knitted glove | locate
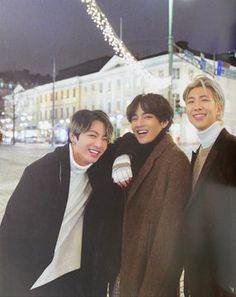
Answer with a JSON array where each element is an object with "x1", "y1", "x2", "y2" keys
[{"x1": 112, "y1": 154, "x2": 133, "y2": 187}]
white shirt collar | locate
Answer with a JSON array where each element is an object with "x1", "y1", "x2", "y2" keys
[{"x1": 197, "y1": 121, "x2": 223, "y2": 149}]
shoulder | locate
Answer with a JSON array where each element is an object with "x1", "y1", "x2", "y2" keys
[
  {"x1": 217, "y1": 129, "x2": 236, "y2": 156},
  {"x1": 163, "y1": 134, "x2": 190, "y2": 163},
  {"x1": 160, "y1": 137, "x2": 191, "y2": 176},
  {"x1": 25, "y1": 144, "x2": 69, "y2": 175}
]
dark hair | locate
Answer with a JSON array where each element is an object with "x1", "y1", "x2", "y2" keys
[
  {"x1": 69, "y1": 109, "x2": 113, "y2": 142},
  {"x1": 126, "y1": 93, "x2": 174, "y2": 131}
]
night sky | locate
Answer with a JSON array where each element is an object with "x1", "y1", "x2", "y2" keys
[{"x1": 0, "y1": 0, "x2": 235, "y2": 75}]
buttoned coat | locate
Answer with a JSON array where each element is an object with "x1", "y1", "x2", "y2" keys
[
  {"x1": 184, "y1": 129, "x2": 236, "y2": 297},
  {"x1": 119, "y1": 134, "x2": 191, "y2": 297},
  {"x1": 0, "y1": 144, "x2": 122, "y2": 297}
]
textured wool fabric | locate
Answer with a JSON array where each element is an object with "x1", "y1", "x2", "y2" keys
[{"x1": 32, "y1": 144, "x2": 92, "y2": 289}]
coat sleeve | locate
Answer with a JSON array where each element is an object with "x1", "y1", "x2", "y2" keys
[
  {"x1": 0, "y1": 165, "x2": 39, "y2": 294},
  {"x1": 138, "y1": 152, "x2": 191, "y2": 297},
  {"x1": 228, "y1": 141, "x2": 236, "y2": 290}
]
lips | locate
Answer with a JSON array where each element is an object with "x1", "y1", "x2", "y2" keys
[
  {"x1": 192, "y1": 113, "x2": 206, "y2": 120},
  {"x1": 136, "y1": 128, "x2": 148, "y2": 135},
  {"x1": 88, "y1": 148, "x2": 101, "y2": 158}
]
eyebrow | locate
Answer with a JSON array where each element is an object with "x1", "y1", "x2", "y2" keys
[
  {"x1": 187, "y1": 94, "x2": 209, "y2": 99},
  {"x1": 87, "y1": 129, "x2": 99, "y2": 134}
]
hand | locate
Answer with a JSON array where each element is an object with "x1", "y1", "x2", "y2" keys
[{"x1": 112, "y1": 155, "x2": 133, "y2": 188}]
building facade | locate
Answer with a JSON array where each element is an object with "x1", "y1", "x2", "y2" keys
[{"x1": 4, "y1": 53, "x2": 236, "y2": 144}]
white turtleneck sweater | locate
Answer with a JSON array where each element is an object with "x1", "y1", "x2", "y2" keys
[
  {"x1": 192, "y1": 122, "x2": 223, "y2": 188},
  {"x1": 31, "y1": 144, "x2": 92, "y2": 289}
]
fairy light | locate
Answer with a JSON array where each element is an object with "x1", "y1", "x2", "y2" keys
[{"x1": 81, "y1": 0, "x2": 171, "y2": 91}]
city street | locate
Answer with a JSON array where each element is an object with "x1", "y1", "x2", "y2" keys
[{"x1": 0, "y1": 142, "x2": 53, "y2": 222}]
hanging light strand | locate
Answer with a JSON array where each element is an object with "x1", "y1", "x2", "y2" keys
[
  {"x1": 81, "y1": 0, "x2": 135, "y2": 64},
  {"x1": 81, "y1": 0, "x2": 171, "y2": 91}
]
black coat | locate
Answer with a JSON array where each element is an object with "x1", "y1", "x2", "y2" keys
[
  {"x1": 184, "y1": 129, "x2": 236, "y2": 297},
  {"x1": 0, "y1": 144, "x2": 122, "y2": 297}
]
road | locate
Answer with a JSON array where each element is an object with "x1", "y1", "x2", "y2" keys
[{"x1": 0, "y1": 143, "x2": 54, "y2": 222}]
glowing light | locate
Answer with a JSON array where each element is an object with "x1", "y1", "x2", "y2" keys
[{"x1": 81, "y1": 0, "x2": 171, "y2": 91}]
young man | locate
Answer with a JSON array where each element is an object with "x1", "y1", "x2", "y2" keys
[
  {"x1": 183, "y1": 75, "x2": 236, "y2": 297},
  {"x1": 0, "y1": 110, "x2": 119, "y2": 297},
  {"x1": 111, "y1": 94, "x2": 191, "y2": 297}
]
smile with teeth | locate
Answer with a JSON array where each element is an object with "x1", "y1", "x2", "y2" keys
[
  {"x1": 88, "y1": 149, "x2": 100, "y2": 156},
  {"x1": 136, "y1": 128, "x2": 148, "y2": 135}
]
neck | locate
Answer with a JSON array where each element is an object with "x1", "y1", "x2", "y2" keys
[{"x1": 197, "y1": 121, "x2": 223, "y2": 149}]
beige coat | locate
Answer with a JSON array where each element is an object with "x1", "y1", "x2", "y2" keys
[{"x1": 120, "y1": 134, "x2": 191, "y2": 297}]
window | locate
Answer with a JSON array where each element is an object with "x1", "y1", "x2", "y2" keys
[
  {"x1": 99, "y1": 83, "x2": 103, "y2": 93},
  {"x1": 173, "y1": 93, "x2": 181, "y2": 113},
  {"x1": 61, "y1": 108, "x2": 64, "y2": 118},
  {"x1": 108, "y1": 102, "x2": 111, "y2": 113},
  {"x1": 67, "y1": 89, "x2": 69, "y2": 98},
  {"x1": 116, "y1": 101, "x2": 121, "y2": 113},
  {"x1": 173, "y1": 68, "x2": 180, "y2": 79},
  {"x1": 117, "y1": 80, "x2": 121, "y2": 88},
  {"x1": 73, "y1": 88, "x2": 76, "y2": 97},
  {"x1": 61, "y1": 91, "x2": 64, "y2": 100}
]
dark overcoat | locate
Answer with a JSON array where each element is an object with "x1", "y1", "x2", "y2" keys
[
  {"x1": 120, "y1": 134, "x2": 191, "y2": 297},
  {"x1": 0, "y1": 144, "x2": 122, "y2": 297},
  {"x1": 185, "y1": 129, "x2": 236, "y2": 296}
]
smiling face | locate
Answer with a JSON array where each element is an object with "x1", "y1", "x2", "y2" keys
[
  {"x1": 130, "y1": 104, "x2": 168, "y2": 144},
  {"x1": 185, "y1": 87, "x2": 222, "y2": 131},
  {"x1": 69, "y1": 120, "x2": 109, "y2": 166}
]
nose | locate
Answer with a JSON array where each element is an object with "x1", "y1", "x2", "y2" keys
[
  {"x1": 193, "y1": 100, "x2": 202, "y2": 110},
  {"x1": 134, "y1": 117, "x2": 144, "y2": 126}
]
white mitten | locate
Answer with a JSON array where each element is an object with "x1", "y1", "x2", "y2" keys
[{"x1": 112, "y1": 154, "x2": 133, "y2": 185}]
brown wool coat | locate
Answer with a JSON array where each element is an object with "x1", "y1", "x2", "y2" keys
[{"x1": 120, "y1": 134, "x2": 191, "y2": 297}]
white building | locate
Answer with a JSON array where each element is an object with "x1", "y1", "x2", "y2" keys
[{"x1": 11, "y1": 52, "x2": 236, "y2": 144}]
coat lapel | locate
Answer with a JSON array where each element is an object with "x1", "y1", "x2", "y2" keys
[
  {"x1": 53, "y1": 144, "x2": 71, "y2": 222},
  {"x1": 188, "y1": 129, "x2": 226, "y2": 207},
  {"x1": 126, "y1": 134, "x2": 174, "y2": 204}
]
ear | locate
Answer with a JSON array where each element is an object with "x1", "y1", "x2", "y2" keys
[
  {"x1": 217, "y1": 103, "x2": 223, "y2": 116},
  {"x1": 69, "y1": 132, "x2": 77, "y2": 145},
  {"x1": 161, "y1": 121, "x2": 169, "y2": 129}
]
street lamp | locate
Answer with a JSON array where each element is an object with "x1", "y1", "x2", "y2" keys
[
  {"x1": 51, "y1": 56, "x2": 56, "y2": 147},
  {"x1": 168, "y1": 0, "x2": 174, "y2": 107}
]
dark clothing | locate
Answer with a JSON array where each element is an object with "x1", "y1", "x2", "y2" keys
[
  {"x1": 0, "y1": 144, "x2": 122, "y2": 297},
  {"x1": 185, "y1": 129, "x2": 236, "y2": 297},
  {"x1": 117, "y1": 130, "x2": 166, "y2": 177},
  {"x1": 30, "y1": 269, "x2": 84, "y2": 297}
]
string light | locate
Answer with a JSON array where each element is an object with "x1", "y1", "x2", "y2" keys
[{"x1": 81, "y1": 0, "x2": 171, "y2": 91}]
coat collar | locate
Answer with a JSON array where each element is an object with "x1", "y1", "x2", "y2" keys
[
  {"x1": 188, "y1": 128, "x2": 228, "y2": 207},
  {"x1": 54, "y1": 144, "x2": 71, "y2": 205},
  {"x1": 126, "y1": 134, "x2": 175, "y2": 204}
]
